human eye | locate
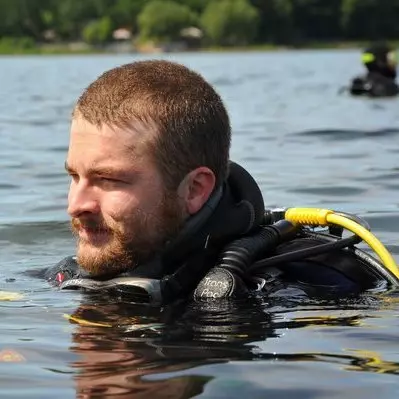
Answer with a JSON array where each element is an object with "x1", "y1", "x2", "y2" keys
[
  {"x1": 66, "y1": 170, "x2": 79, "y2": 182},
  {"x1": 64, "y1": 162, "x2": 79, "y2": 181},
  {"x1": 101, "y1": 176, "x2": 121, "y2": 183},
  {"x1": 90, "y1": 167, "x2": 132, "y2": 188},
  {"x1": 96, "y1": 175, "x2": 126, "y2": 187}
]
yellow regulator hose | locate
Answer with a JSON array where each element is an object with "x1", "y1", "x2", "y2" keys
[{"x1": 284, "y1": 208, "x2": 399, "y2": 280}]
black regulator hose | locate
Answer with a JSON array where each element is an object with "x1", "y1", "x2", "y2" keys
[
  {"x1": 248, "y1": 235, "x2": 360, "y2": 273},
  {"x1": 193, "y1": 220, "x2": 298, "y2": 299},
  {"x1": 216, "y1": 220, "x2": 298, "y2": 277}
]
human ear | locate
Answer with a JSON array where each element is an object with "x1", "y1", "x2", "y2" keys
[{"x1": 177, "y1": 167, "x2": 216, "y2": 215}]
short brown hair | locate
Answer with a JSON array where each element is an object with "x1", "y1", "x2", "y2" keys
[{"x1": 74, "y1": 60, "x2": 231, "y2": 190}]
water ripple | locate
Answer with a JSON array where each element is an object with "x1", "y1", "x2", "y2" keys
[
  {"x1": 288, "y1": 186, "x2": 366, "y2": 196},
  {"x1": 293, "y1": 128, "x2": 399, "y2": 141},
  {"x1": 0, "y1": 221, "x2": 71, "y2": 244}
]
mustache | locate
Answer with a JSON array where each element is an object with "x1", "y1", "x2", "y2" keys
[{"x1": 71, "y1": 218, "x2": 111, "y2": 233}]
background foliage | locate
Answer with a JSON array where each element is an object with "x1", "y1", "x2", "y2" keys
[{"x1": 0, "y1": 0, "x2": 398, "y2": 49}]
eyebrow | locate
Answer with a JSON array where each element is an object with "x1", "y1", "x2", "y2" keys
[{"x1": 64, "y1": 161, "x2": 128, "y2": 177}]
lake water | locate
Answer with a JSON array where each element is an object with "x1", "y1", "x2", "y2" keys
[{"x1": 1, "y1": 50, "x2": 399, "y2": 398}]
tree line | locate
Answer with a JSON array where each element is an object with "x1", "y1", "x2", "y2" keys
[{"x1": 0, "y1": 0, "x2": 398, "y2": 49}]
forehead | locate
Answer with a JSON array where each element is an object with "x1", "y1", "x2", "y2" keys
[{"x1": 68, "y1": 117, "x2": 156, "y2": 163}]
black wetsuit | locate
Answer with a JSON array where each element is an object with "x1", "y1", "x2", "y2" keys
[
  {"x1": 45, "y1": 162, "x2": 382, "y2": 303},
  {"x1": 350, "y1": 72, "x2": 399, "y2": 97}
]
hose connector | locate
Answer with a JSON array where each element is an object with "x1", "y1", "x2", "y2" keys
[{"x1": 285, "y1": 208, "x2": 333, "y2": 226}]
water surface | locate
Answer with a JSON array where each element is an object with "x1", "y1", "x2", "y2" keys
[{"x1": 1, "y1": 50, "x2": 399, "y2": 398}]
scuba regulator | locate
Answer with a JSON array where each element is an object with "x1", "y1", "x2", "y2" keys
[{"x1": 194, "y1": 207, "x2": 399, "y2": 300}]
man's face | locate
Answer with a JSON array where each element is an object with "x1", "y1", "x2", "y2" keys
[{"x1": 66, "y1": 116, "x2": 185, "y2": 276}]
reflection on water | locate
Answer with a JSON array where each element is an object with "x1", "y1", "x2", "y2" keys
[
  {"x1": 60, "y1": 294, "x2": 399, "y2": 398},
  {"x1": 1, "y1": 50, "x2": 399, "y2": 398}
]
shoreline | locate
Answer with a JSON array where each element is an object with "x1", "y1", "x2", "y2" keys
[{"x1": 1, "y1": 40, "x2": 398, "y2": 56}]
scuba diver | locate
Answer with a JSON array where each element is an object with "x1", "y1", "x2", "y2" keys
[
  {"x1": 349, "y1": 43, "x2": 399, "y2": 97},
  {"x1": 43, "y1": 60, "x2": 399, "y2": 305}
]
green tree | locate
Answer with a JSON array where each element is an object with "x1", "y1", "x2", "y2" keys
[
  {"x1": 173, "y1": 0, "x2": 213, "y2": 13},
  {"x1": 292, "y1": 0, "x2": 342, "y2": 42},
  {"x1": 108, "y1": 0, "x2": 147, "y2": 33},
  {"x1": 201, "y1": 0, "x2": 260, "y2": 46},
  {"x1": 82, "y1": 16, "x2": 112, "y2": 44},
  {"x1": 52, "y1": 0, "x2": 110, "y2": 40},
  {"x1": 137, "y1": 0, "x2": 198, "y2": 43},
  {"x1": 249, "y1": 0, "x2": 294, "y2": 43},
  {"x1": 341, "y1": 0, "x2": 399, "y2": 39},
  {"x1": 0, "y1": 0, "x2": 54, "y2": 39}
]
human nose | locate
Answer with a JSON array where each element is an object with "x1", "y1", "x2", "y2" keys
[{"x1": 67, "y1": 180, "x2": 99, "y2": 217}]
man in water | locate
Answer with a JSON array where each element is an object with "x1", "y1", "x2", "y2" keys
[
  {"x1": 46, "y1": 60, "x2": 393, "y2": 303},
  {"x1": 350, "y1": 43, "x2": 398, "y2": 97}
]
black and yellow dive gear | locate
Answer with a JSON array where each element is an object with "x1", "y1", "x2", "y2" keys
[
  {"x1": 283, "y1": 208, "x2": 399, "y2": 284},
  {"x1": 195, "y1": 208, "x2": 399, "y2": 300}
]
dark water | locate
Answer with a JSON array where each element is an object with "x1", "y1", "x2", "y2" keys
[{"x1": 1, "y1": 50, "x2": 399, "y2": 398}]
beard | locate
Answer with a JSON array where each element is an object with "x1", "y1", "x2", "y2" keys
[{"x1": 70, "y1": 190, "x2": 185, "y2": 277}]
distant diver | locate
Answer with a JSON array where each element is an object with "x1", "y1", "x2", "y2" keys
[{"x1": 349, "y1": 43, "x2": 398, "y2": 97}]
